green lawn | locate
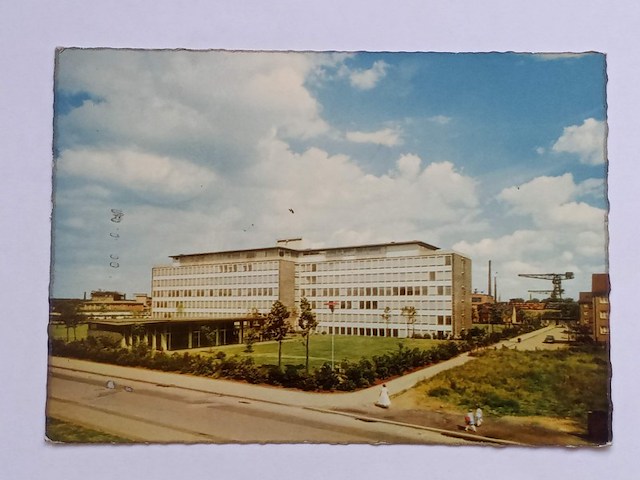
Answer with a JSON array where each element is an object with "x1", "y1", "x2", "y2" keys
[
  {"x1": 46, "y1": 417, "x2": 132, "y2": 443},
  {"x1": 416, "y1": 346, "x2": 610, "y2": 419},
  {"x1": 202, "y1": 334, "x2": 442, "y2": 370},
  {"x1": 48, "y1": 323, "x2": 88, "y2": 341}
]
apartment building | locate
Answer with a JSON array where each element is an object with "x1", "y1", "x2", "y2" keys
[
  {"x1": 579, "y1": 273, "x2": 610, "y2": 343},
  {"x1": 151, "y1": 239, "x2": 472, "y2": 343}
]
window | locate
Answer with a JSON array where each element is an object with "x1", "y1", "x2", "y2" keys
[{"x1": 599, "y1": 326, "x2": 609, "y2": 335}]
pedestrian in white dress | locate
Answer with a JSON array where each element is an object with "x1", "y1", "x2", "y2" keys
[
  {"x1": 475, "y1": 406, "x2": 483, "y2": 427},
  {"x1": 376, "y1": 384, "x2": 391, "y2": 408}
]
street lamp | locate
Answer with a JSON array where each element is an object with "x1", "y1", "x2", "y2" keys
[{"x1": 326, "y1": 301, "x2": 337, "y2": 369}]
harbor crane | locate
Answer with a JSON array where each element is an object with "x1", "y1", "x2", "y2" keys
[
  {"x1": 518, "y1": 272, "x2": 574, "y2": 301},
  {"x1": 527, "y1": 289, "x2": 553, "y2": 300}
]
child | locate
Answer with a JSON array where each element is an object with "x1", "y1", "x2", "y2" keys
[{"x1": 464, "y1": 408, "x2": 476, "y2": 432}]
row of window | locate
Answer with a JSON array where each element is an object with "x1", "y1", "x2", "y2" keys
[
  {"x1": 297, "y1": 255, "x2": 452, "y2": 273},
  {"x1": 154, "y1": 300, "x2": 273, "y2": 313},
  {"x1": 300, "y1": 285, "x2": 452, "y2": 298},
  {"x1": 154, "y1": 261, "x2": 279, "y2": 277},
  {"x1": 300, "y1": 271, "x2": 452, "y2": 285},
  {"x1": 307, "y1": 299, "x2": 452, "y2": 311},
  {"x1": 319, "y1": 326, "x2": 453, "y2": 337},
  {"x1": 153, "y1": 275, "x2": 279, "y2": 287},
  {"x1": 153, "y1": 287, "x2": 277, "y2": 298},
  {"x1": 317, "y1": 314, "x2": 453, "y2": 325}
]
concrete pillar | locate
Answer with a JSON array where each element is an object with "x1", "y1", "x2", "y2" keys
[
  {"x1": 160, "y1": 331, "x2": 168, "y2": 351},
  {"x1": 188, "y1": 324, "x2": 193, "y2": 349}
]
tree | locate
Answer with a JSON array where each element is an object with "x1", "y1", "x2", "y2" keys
[
  {"x1": 297, "y1": 297, "x2": 318, "y2": 372},
  {"x1": 401, "y1": 306, "x2": 417, "y2": 338},
  {"x1": 263, "y1": 301, "x2": 292, "y2": 368},
  {"x1": 57, "y1": 302, "x2": 81, "y2": 342},
  {"x1": 381, "y1": 306, "x2": 391, "y2": 337},
  {"x1": 243, "y1": 308, "x2": 264, "y2": 353},
  {"x1": 200, "y1": 325, "x2": 217, "y2": 352}
]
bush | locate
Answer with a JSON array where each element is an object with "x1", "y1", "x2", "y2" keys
[
  {"x1": 428, "y1": 386, "x2": 450, "y2": 398},
  {"x1": 314, "y1": 363, "x2": 340, "y2": 391}
]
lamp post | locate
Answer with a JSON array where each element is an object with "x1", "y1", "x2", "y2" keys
[{"x1": 326, "y1": 301, "x2": 337, "y2": 369}]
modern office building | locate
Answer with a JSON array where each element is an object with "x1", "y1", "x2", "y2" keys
[{"x1": 149, "y1": 239, "x2": 472, "y2": 349}]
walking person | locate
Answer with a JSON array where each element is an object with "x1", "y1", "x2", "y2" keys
[
  {"x1": 375, "y1": 384, "x2": 391, "y2": 409},
  {"x1": 475, "y1": 406, "x2": 484, "y2": 427},
  {"x1": 464, "y1": 408, "x2": 477, "y2": 432}
]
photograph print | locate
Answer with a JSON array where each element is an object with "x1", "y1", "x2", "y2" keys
[{"x1": 47, "y1": 49, "x2": 610, "y2": 446}]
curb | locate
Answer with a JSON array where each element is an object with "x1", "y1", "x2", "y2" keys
[{"x1": 304, "y1": 407, "x2": 526, "y2": 447}]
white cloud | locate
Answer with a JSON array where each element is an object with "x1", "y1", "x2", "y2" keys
[
  {"x1": 576, "y1": 178, "x2": 605, "y2": 199},
  {"x1": 396, "y1": 154, "x2": 421, "y2": 178},
  {"x1": 345, "y1": 127, "x2": 403, "y2": 146},
  {"x1": 535, "y1": 53, "x2": 591, "y2": 61},
  {"x1": 498, "y1": 173, "x2": 575, "y2": 217},
  {"x1": 428, "y1": 115, "x2": 452, "y2": 125},
  {"x1": 552, "y1": 118, "x2": 606, "y2": 165},
  {"x1": 244, "y1": 136, "x2": 480, "y2": 249},
  {"x1": 536, "y1": 146, "x2": 545, "y2": 155},
  {"x1": 349, "y1": 60, "x2": 388, "y2": 90},
  {"x1": 456, "y1": 172, "x2": 607, "y2": 298},
  {"x1": 58, "y1": 148, "x2": 217, "y2": 196},
  {"x1": 56, "y1": 50, "x2": 338, "y2": 161}
]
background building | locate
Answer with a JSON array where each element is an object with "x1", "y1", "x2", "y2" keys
[{"x1": 579, "y1": 273, "x2": 610, "y2": 343}]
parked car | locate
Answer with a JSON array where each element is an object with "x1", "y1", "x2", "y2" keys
[{"x1": 543, "y1": 335, "x2": 555, "y2": 344}]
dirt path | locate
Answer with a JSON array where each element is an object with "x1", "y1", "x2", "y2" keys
[{"x1": 337, "y1": 387, "x2": 594, "y2": 447}]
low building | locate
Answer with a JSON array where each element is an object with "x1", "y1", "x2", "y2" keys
[{"x1": 80, "y1": 290, "x2": 151, "y2": 320}]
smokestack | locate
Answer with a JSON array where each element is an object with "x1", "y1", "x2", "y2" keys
[
  {"x1": 494, "y1": 275, "x2": 498, "y2": 302},
  {"x1": 488, "y1": 260, "x2": 492, "y2": 297}
]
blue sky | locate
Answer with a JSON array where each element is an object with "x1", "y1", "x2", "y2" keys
[{"x1": 51, "y1": 50, "x2": 607, "y2": 300}]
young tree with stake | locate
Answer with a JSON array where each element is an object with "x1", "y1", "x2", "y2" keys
[
  {"x1": 298, "y1": 297, "x2": 318, "y2": 372},
  {"x1": 263, "y1": 301, "x2": 292, "y2": 368}
]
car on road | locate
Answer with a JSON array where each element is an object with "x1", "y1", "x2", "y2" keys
[{"x1": 543, "y1": 335, "x2": 555, "y2": 344}]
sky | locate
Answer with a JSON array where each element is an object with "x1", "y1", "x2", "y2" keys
[{"x1": 51, "y1": 50, "x2": 608, "y2": 301}]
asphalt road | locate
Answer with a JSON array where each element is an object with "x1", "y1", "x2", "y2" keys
[
  {"x1": 47, "y1": 368, "x2": 475, "y2": 445},
  {"x1": 497, "y1": 324, "x2": 568, "y2": 351}
]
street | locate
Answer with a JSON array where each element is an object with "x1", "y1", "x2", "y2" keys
[{"x1": 47, "y1": 366, "x2": 474, "y2": 445}]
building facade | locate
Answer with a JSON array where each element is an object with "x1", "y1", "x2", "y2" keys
[
  {"x1": 579, "y1": 273, "x2": 610, "y2": 343},
  {"x1": 80, "y1": 290, "x2": 151, "y2": 320},
  {"x1": 150, "y1": 239, "x2": 472, "y2": 346}
]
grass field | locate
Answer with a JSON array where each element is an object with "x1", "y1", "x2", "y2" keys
[
  {"x1": 413, "y1": 346, "x2": 610, "y2": 419},
  {"x1": 48, "y1": 323, "x2": 89, "y2": 341},
  {"x1": 202, "y1": 334, "x2": 442, "y2": 371},
  {"x1": 46, "y1": 417, "x2": 131, "y2": 443}
]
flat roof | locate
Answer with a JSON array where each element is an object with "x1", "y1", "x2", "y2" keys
[{"x1": 169, "y1": 240, "x2": 439, "y2": 260}]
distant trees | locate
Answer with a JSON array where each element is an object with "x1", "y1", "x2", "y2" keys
[
  {"x1": 263, "y1": 301, "x2": 292, "y2": 367},
  {"x1": 297, "y1": 297, "x2": 317, "y2": 372}
]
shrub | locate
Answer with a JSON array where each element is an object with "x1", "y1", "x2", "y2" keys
[
  {"x1": 314, "y1": 363, "x2": 340, "y2": 391},
  {"x1": 428, "y1": 386, "x2": 450, "y2": 398}
]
